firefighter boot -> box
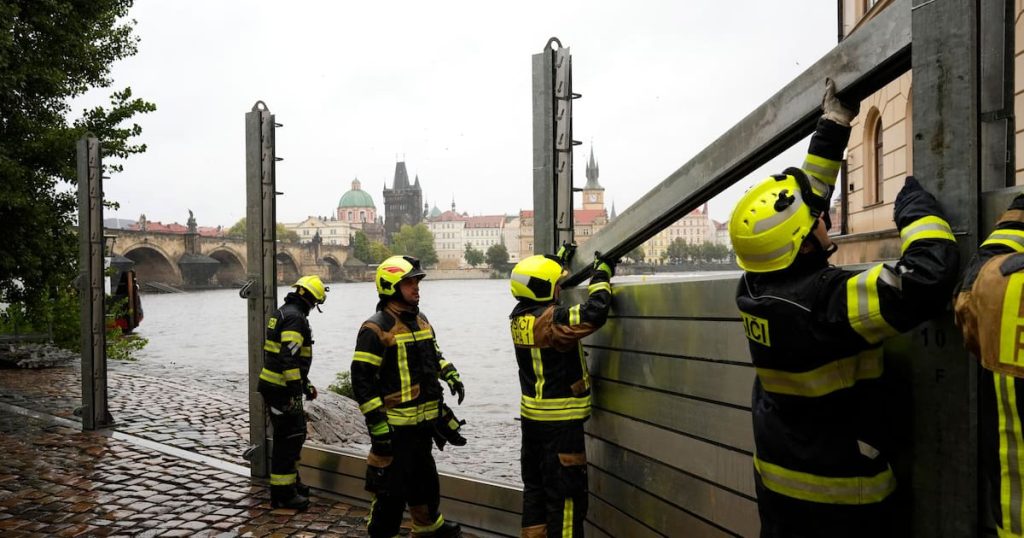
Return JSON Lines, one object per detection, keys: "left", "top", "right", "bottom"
{"left": 295, "top": 471, "right": 310, "bottom": 497}
{"left": 270, "top": 485, "right": 310, "bottom": 510}
{"left": 413, "top": 520, "right": 464, "bottom": 537}
{"left": 432, "top": 405, "right": 467, "bottom": 451}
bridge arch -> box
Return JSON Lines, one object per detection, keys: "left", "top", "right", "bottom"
{"left": 321, "top": 256, "right": 345, "bottom": 282}
{"left": 123, "top": 244, "right": 182, "bottom": 286}
{"left": 209, "top": 248, "right": 246, "bottom": 287}
{"left": 276, "top": 252, "right": 300, "bottom": 285}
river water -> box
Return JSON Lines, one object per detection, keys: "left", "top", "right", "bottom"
{"left": 133, "top": 278, "right": 524, "bottom": 484}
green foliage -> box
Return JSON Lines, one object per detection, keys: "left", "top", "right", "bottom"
{"left": 391, "top": 224, "right": 438, "bottom": 266}
{"left": 328, "top": 370, "right": 355, "bottom": 399}
{"left": 0, "top": 0, "right": 154, "bottom": 339}
{"left": 368, "top": 241, "right": 393, "bottom": 264}
{"left": 0, "top": 284, "right": 81, "bottom": 351}
{"left": 352, "top": 231, "right": 372, "bottom": 263}
{"left": 485, "top": 243, "right": 510, "bottom": 271}
{"left": 226, "top": 218, "right": 299, "bottom": 243}
{"left": 105, "top": 326, "right": 147, "bottom": 361}
{"left": 664, "top": 239, "right": 730, "bottom": 264}
{"left": 625, "top": 246, "right": 645, "bottom": 264}
{"left": 464, "top": 243, "right": 485, "bottom": 267}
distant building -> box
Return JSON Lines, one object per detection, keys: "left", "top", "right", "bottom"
{"left": 383, "top": 161, "right": 423, "bottom": 243}
{"left": 641, "top": 203, "right": 715, "bottom": 263}
{"left": 582, "top": 147, "right": 605, "bottom": 210}
{"left": 287, "top": 216, "right": 352, "bottom": 246}
{"left": 714, "top": 220, "right": 731, "bottom": 252}
{"left": 425, "top": 201, "right": 468, "bottom": 269}
{"left": 337, "top": 177, "right": 386, "bottom": 243}
{"left": 518, "top": 208, "right": 609, "bottom": 260}
{"left": 502, "top": 216, "right": 521, "bottom": 263}
{"left": 128, "top": 214, "right": 224, "bottom": 238}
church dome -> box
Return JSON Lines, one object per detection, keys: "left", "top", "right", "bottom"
{"left": 429, "top": 204, "right": 442, "bottom": 218}
{"left": 338, "top": 178, "right": 375, "bottom": 208}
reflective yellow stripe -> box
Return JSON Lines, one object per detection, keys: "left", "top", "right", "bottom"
{"left": 802, "top": 154, "right": 841, "bottom": 197}
{"left": 569, "top": 305, "right": 581, "bottom": 326}
{"left": 270, "top": 472, "right": 296, "bottom": 486}
{"left": 386, "top": 400, "right": 440, "bottom": 425}
{"left": 562, "top": 498, "right": 574, "bottom": 538}
{"left": 413, "top": 514, "right": 445, "bottom": 533}
{"left": 756, "top": 347, "right": 883, "bottom": 397}
{"left": 531, "top": 348, "right": 545, "bottom": 399}
{"left": 984, "top": 229, "right": 1024, "bottom": 253}
{"left": 360, "top": 397, "right": 383, "bottom": 414}
{"left": 263, "top": 340, "right": 281, "bottom": 353}
{"left": 578, "top": 343, "right": 590, "bottom": 391}
{"left": 439, "top": 358, "right": 452, "bottom": 370}
{"left": 280, "top": 330, "right": 304, "bottom": 344}
{"left": 753, "top": 456, "right": 896, "bottom": 504}
{"left": 370, "top": 421, "right": 389, "bottom": 435}
{"left": 353, "top": 351, "right": 383, "bottom": 367}
{"left": 520, "top": 394, "right": 591, "bottom": 421}
{"left": 996, "top": 374, "right": 1024, "bottom": 535}
{"left": 1000, "top": 274, "right": 1024, "bottom": 369}
{"left": 588, "top": 282, "right": 611, "bottom": 295}
{"left": 900, "top": 215, "right": 955, "bottom": 254}
{"left": 847, "top": 264, "right": 900, "bottom": 344}
{"left": 393, "top": 330, "right": 434, "bottom": 403}
{"left": 281, "top": 368, "right": 301, "bottom": 382}
{"left": 299, "top": 346, "right": 312, "bottom": 358}
{"left": 259, "top": 368, "right": 286, "bottom": 386}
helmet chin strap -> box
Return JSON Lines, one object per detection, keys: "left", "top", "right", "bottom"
{"left": 807, "top": 233, "right": 839, "bottom": 261}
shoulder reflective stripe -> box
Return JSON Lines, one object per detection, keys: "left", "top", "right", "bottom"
{"left": 370, "top": 421, "right": 389, "bottom": 435}
{"left": 263, "top": 340, "right": 282, "bottom": 353}
{"left": 756, "top": 348, "right": 883, "bottom": 397}
{"left": 588, "top": 282, "right": 611, "bottom": 295}
{"left": 353, "top": 351, "right": 383, "bottom": 367}
{"left": 360, "top": 397, "right": 383, "bottom": 414}
{"left": 569, "top": 305, "right": 581, "bottom": 326}
{"left": 983, "top": 229, "right": 1024, "bottom": 253}
{"left": 532, "top": 348, "right": 545, "bottom": 399}
{"left": 803, "top": 153, "right": 841, "bottom": 187}
{"left": 280, "top": 331, "right": 304, "bottom": 345}
{"left": 413, "top": 514, "right": 445, "bottom": 533}
{"left": 562, "top": 498, "right": 574, "bottom": 538}
{"left": 753, "top": 456, "right": 896, "bottom": 505}
{"left": 259, "top": 368, "right": 287, "bottom": 386}
{"left": 269, "top": 472, "right": 297, "bottom": 486}
{"left": 282, "top": 368, "right": 301, "bottom": 382}
{"left": 847, "top": 265, "right": 901, "bottom": 344}
{"left": 900, "top": 215, "right": 955, "bottom": 254}
{"left": 995, "top": 374, "right": 1024, "bottom": 534}
{"left": 520, "top": 394, "right": 592, "bottom": 421}
{"left": 385, "top": 400, "right": 440, "bottom": 425}
{"left": 299, "top": 346, "right": 312, "bottom": 358}
{"left": 1000, "top": 274, "right": 1024, "bottom": 368}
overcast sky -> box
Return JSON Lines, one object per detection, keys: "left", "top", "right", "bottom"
{"left": 75, "top": 1, "right": 838, "bottom": 229}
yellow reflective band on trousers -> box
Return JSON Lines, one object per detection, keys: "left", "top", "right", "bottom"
{"left": 259, "top": 368, "right": 286, "bottom": 386}
{"left": 847, "top": 264, "right": 900, "bottom": 344}
{"left": 353, "top": 351, "right": 383, "bottom": 367}
{"left": 394, "top": 329, "right": 433, "bottom": 404}
{"left": 1001, "top": 274, "right": 1024, "bottom": 370}
{"left": 413, "top": 514, "right": 444, "bottom": 533}
{"left": 282, "top": 368, "right": 301, "bottom": 382}
{"left": 568, "top": 305, "right": 581, "bottom": 326}
{"left": 280, "top": 330, "right": 304, "bottom": 345}
{"left": 588, "top": 282, "right": 611, "bottom": 295}
{"left": 900, "top": 215, "right": 956, "bottom": 254}
{"left": 386, "top": 400, "right": 440, "bottom": 426}
{"left": 270, "top": 472, "right": 296, "bottom": 486}
{"left": 562, "top": 498, "right": 574, "bottom": 538}
{"left": 983, "top": 229, "right": 1024, "bottom": 253}
{"left": 996, "top": 374, "right": 1024, "bottom": 536}
{"left": 531, "top": 348, "right": 545, "bottom": 399}
{"left": 263, "top": 340, "right": 281, "bottom": 353}
{"left": 802, "top": 153, "right": 841, "bottom": 188}
{"left": 360, "top": 397, "right": 383, "bottom": 414}
{"left": 520, "top": 394, "right": 591, "bottom": 421}
{"left": 756, "top": 347, "right": 883, "bottom": 398}
{"left": 753, "top": 456, "right": 896, "bottom": 505}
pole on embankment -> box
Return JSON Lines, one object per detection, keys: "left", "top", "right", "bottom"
{"left": 77, "top": 135, "right": 113, "bottom": 430}
{"left": 243, "top": 101, "right": 280, "bottom": 478}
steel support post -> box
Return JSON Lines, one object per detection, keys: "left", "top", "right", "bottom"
{"left": 243, "top": 102, "right": 278, "bottom": 478}
{"left": 980, "top": 0, "right": 1015, "bottom": 193}
{"left": 77, "top": 135, "right": 112, "bottom": 431}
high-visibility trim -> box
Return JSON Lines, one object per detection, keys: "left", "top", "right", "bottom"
{"left": 756, "top": 347, "right": 883, "bottom": 397}
{"left": 1000, "top": 274, "right": 1024, "bottom": 369}
{"left": 568, "top": 305, "right": 581, "bottom": 326}
{"left": 899, "top": 215, "right": 955, "bottom": 254}
{"left": 282, "top": 368, "right": 302, "bottom": 382}
{"left": 386, "top": 400, "right": 440, "bottom": 426}
{"left": 578, "top": 343, "right": 590, "bottom": 391}
{"left": 753, "top": 456, "right": 896, "bottom": 505}
{"left": 270, "top": 472, "right": 297, "bottom": 486}
{"left": 259, "top": 368, "right": 286, "bottom": 386}
{"left": 847, "top": 264, "right": 901, "bottom": 344}
{"left": 394, "top": 329, "right": 434, "bottom": 404}
{"left": 353, "top": 351, "right": 383, "bottom": 367}
{"left": 562, "top": 498, "right": 574, "bottom": 538}
{"left": 439, "top": 358, "right": 452, "bottom": 370}
{"left": 413, "top": 514, "right": 445, "bottom": 533}
{"left": 520, "top": 394, "right": 591, "bottom": 421}
{"left": 802, "top": 153, "right": 841, "bottom": 188}
{"left": 370, "top": 421, "right": 389, "bottom": 436}
{"left": 996, "top": 374, "right": 1024, "bottom": 535}
{"left": 300, "top": 346, "right": 312, "bottom": 358}
{"left": 531, "top": 348, "right": 545, "bottom": 399}
{"left": 280, "top": 330, "right": 304, "bottom": 345}
{"left": 263, "top": 340, "right": 281, "bottom": 353}
{"left": 360, "top": 397, "right": 383, "bottom": 414}
{"left": 983, "top": 229, "right": 1024, "bottom": 253}
{"left": 588, "top": 282, "right": 611, "bottom": 295}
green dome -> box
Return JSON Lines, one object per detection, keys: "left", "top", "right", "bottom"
{"left": 338, "top": 179, "right": 376, "bottom": 209}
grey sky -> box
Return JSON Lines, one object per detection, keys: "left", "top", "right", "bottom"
{"left": 77, "top": 1, "right": 838, "bottom": 229}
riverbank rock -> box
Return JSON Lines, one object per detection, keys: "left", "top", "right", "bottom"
{"left": 305, "top": 391, "right": 370, "bottom": 445}
{"left": 0, "top": 344, "right": 76, "bottom": 369}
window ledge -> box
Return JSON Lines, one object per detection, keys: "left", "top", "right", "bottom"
{"left": 861, "top": 200, "right": 885, "bottom": 209}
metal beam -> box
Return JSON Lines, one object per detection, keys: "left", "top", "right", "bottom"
{"left": 562, "top": 0, "right": 912, "bottom": 284}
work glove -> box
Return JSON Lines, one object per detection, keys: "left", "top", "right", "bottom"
{"left": 368, "top": 420, "right": 393, "bottom": 457}
{"left": 556, "top": 241, "right": 577, "bottom": 265}
{"left": 303, "top": 383, "right": 317, "bottom": 401}
{"left": 443, "top": 369, "right": 465, "bottom": 405}
{"left": 593, "top": 256, "right": 616, "bottom": 278}
{"left": 821, "top": 78, "right": 859, "bottom": 127}
{"left": 1008, "top": 193, "right": 1024, "bottom": 212}
{"left": 893, "top": 176, "right": 943, "bottom": 229}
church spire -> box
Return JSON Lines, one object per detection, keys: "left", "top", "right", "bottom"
{"left": 584, "top": 145, "right": 602, "bottom": 190}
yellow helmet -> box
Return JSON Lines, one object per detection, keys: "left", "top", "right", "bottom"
{"left": 376, "top": 255, "right": 426, "bottom": 296}
{"left": 293, "top": 275, "right": 327, "bottom": 304}
{"left": 510, "top": 254, "right": 565, "bottom": 302}
{"left": 729, "top": 168, "right": 827, "bottom": 273}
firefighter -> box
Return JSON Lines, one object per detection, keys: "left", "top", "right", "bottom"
{"left": 954, "top": 193, "right": 1024, "bottom": 537}
{"left": 257, "top": 275, "right": 328, "bottom": 510}
{"left": 729, "top": 80, "right": 960, "bottom": 537}
{"left": 351, "top": 255, "right": 465, "bottom": 538}
{"left": 509, "top": 245, "right": 614, "bottom": 538}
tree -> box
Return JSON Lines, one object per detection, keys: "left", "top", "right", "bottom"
{"left": 225, "top": 217, "right": 298, "bottom": 243}
{"left": 485, "top": 243, "right": 510, "bottom": 272}
{"left": 625, "top": 246, "right": 645, "bottom": 264}
{"left": 352, "top": 231, "right": 372, "bottom": 263}
{"left": 666, "top": 238, "right": 690, "bottom": 264}
{"left": 390, "top": 224, "right": 438, "bottom": 266}
{"left": 0, "top": 1, "right": 156, "bottom": 347}
{"left": 367, "top": 241, "right": 392, "bottom": 264}
{"left": 464, "top": 243, "right": 485, "bottom": 267}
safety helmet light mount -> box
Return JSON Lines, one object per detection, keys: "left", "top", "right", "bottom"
{"left": 293, "top": 275, "right": 328, "bottom": 304}
{"left": 376, "top": 255, "right": 427, "bottom": 297}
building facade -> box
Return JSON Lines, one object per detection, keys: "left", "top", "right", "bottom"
{"left": 426, "top": 203, "right": 468, "bottom": 269}
{"left": 382, "top": 161, "right": 424, "bottom": 243}
{"left": 640, "top": 204, "right": 716, "bottom": 263}
{"left": 288, "top": 216, "right": 352, "bottom": 246}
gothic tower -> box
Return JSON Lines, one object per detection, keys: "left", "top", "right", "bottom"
{"left": 582, "top": 147, "right": 605, "bottom": 210}
{"left": 382, "top": 161, "right": 423, "bottom": 242}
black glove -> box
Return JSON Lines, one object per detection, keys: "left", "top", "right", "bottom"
{"left": 303, "top": 383, "right": 317, "bottom": 401}
{"left": 1008, "top": 193, "right": 1024, "bottom": 212}
{"left": 444, "top": 369, "right": 465, "bottom": 405}
{"left": 557, "top": 241, "right": 577, "bottom": 265}
{"left": 593, "top": 256, "right": 616, "bottom": 278}
{"left": 368, "top": 420, "right": 393, "bottom": 457}
{"left": 893, "top": 176, "right": 941, "bottom": 229}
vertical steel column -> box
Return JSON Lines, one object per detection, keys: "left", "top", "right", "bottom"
{"left": 908, "top": 0, "right": 980, "bottom": 535}
{"left": 980, "top": 0, "right": 1015, "bottom": 192}
{"left": 532, "top": 38, "right": 579, "bottom": 255}
{"left": 243, "top": 102, "right": 278, "bottom": 478}
{"left": 77, "top": 135, "right": 112, "bottom": 431}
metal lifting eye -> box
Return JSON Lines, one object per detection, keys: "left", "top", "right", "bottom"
{"left": 774, "top": 189, "right": 795, "bottom": 212}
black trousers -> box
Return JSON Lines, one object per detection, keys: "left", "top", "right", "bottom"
{"left": 366, "top": 423, "right": 444, "bottom": 538}
{"left": 266, "top": 396, "right": 306, "bottom": 498}
{"left": 521, "top": 419, "right": 587, "bottom": 538}
{"left": 755, "top": 473, "right": 895, "bottom": 538}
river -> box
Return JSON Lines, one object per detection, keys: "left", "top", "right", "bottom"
{"left": 133, "top": 278, "right": 524, "bottom": 484}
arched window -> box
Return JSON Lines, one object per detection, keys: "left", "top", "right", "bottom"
{"left": 360, "top": 211, "right": 366, "bottom": 222}
{"left": 348, "top": 211, "right": 353, "bottom": 221}
{"left": 873, "top": 118, "right": 884, "bottom": 202}
{"left": 864, "top": 107, "right": 883, "bottom": 205}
